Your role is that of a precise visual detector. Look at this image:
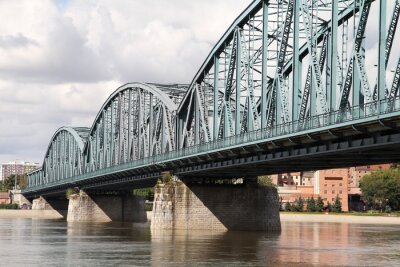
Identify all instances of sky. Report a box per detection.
[0,0,252,164]
[0,1,398,166]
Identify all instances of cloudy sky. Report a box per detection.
[0,0,398,166]
[0,0,252,164]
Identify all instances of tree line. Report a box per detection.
[284,195,342,212]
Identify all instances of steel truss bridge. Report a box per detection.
[24,0,400,198]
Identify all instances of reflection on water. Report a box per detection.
[150,229,280,266]
[0,219,400,266]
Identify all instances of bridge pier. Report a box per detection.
[151,179,281,231]
[67,190,147,223]
[32,196,69,218]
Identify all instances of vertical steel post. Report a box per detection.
[213,55,219,140]
[149,94,153,156]
[235,29,241,135]
[378,0,387,111]
[128,90,132,160]
[292,0,300,122]
[330,0,338,113]
[195,88,200,144]
[261,0,269,129]
[161,106,167,152]
[326,33,331,110]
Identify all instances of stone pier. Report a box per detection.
[67,190,147,222]
[151,181,281,231]
[32,196,69,218]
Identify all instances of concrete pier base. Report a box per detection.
[151,181,281,231]
[67,191,147,222]
[32,196,69,218]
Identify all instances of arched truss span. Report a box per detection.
[177,0,400,148]
[84,82,178,172]
[27,127,89,188]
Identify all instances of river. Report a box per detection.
[0,219,400,266]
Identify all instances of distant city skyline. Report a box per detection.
[1,161,40,181]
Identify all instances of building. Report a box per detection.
[315,168,349,211]
[1,161,40,181]
[0,192,10,204]
[273,164,393,212]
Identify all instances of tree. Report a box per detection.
[133,187,155,201]
[285,202,292,211]
[289,202,297,212]
[316,196,324,212]
[306,198,316,212]
[360,169,400,211]
[257,175,275,187]
[1,174,27,192]
[332,195,342,212]
[326,202,332,212]
[294,197,304,212]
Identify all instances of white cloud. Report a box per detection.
[0,0,397,165]
[0,0,251,163]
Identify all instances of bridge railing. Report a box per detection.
[24,96,400,193]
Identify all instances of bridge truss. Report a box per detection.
[177,0,400,147]
[25,0,400,195]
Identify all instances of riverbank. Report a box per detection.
[280,213,400,224]
[2,210,400,225]
[0,210,64,219]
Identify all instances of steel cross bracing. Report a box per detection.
[25,0,400,192]
[337,1,371,118]
[84,83,177,173]
[27,127,88,188]
[373,0,400,100]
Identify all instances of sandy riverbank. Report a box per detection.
[0,210,64,219]
[280,213,400,224]
[2,210,400,225]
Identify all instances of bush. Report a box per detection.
[161,172,173,184]
[294,197,304,212]
[306,198,316,212]
[257,175,275,187]
[332,195,342,212]
[0,203,19,209]
[145,202,153,211]
[326,202,332,212]
[316,196,324,212]
[133,188,155,201]
[285,202,292,211]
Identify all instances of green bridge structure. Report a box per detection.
[23,0,400,231]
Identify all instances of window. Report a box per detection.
[332,190,335,194]
[332,198,335,201]
[324,190,327,194]
[339,190,342,194]
[339,183,342,186]
[332,184,335,187]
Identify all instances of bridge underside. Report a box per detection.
[24,115,400,200]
